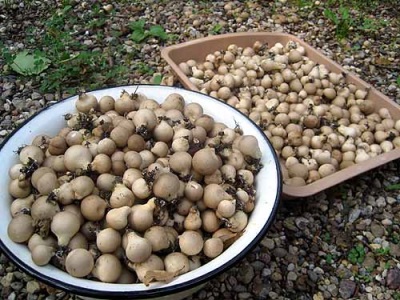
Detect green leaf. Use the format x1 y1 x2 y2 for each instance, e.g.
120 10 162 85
153 74 163 85
148 25 169 41
324 9 338 24
385 183 400 191
339 6 350 20
129 20 146 31
10 50 50 76
62 5 72 13
211 23 223 34
131 30 148 43
136 62 154 75
397 76 400 87
326 253 333 264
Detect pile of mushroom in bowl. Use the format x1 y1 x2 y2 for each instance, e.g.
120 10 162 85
0 85 281 299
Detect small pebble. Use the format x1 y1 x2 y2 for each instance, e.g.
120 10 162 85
271 272 282 281
371 222 385 238
261 238 275 250
272 248 288 258
26 281 40 294
386 268 400 289
1 273 13 287
376 197 386 207
7 292 16 300
31 92 42 100
339 279 357 299
287 271 298 281
268 291 279 299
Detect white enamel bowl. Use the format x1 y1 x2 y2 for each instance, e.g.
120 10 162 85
0 85 281 299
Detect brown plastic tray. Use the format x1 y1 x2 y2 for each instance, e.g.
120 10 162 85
161 32 400 199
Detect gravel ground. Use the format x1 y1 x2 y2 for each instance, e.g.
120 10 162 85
1 0 400 299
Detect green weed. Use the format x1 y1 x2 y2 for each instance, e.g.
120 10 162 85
324 6 353 39
386 226 400 244
347 243 366 264
210 23 223 35
134 62 155 75
325 253 334 264
322 232 331 243
359 17 388 32
9 50 50 76
153 74 163 85
355 272 373 283
324 0 387 10
2 2 128 94
374 247 390 257
385 183 400 191
129 20 169 43
293 0 314 8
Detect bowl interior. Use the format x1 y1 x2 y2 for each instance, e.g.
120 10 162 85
0 85 281 298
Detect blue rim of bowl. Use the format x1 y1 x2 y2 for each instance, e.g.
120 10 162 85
0 84 282 299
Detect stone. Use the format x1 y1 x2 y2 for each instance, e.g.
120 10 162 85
1 89 13 99
387 197 397 205
44 94 55 101
233 284 247 293
7 292 16 300
11 98 25 110
308 270 319 283
83 39 94 46
313 292 324 300
237 264 254 285
376 196 386 208
287 271 298 281
271 272 282 281
251 260 265 272
26 281 41 294
268 291 278 299
343 57 354 65
296 275 309 291
390 243 400 257
4 103 11 111
0 130 9 137
1 273 14 287
272 247 287 258
31 92 42 100
238 292 252 299
313 267 324 275
283 217 297 231
3 82 14 90
348 208 361 223
295 217 309 230
0 253 9 264
336 267 353 280
381 219 392 226
327 283 338 296
386 268 400 289
10 281 23 291
371 222 385 237
365 286 373 292
339 279 357 299
287 263 295 271
262 268 271 277
258 253 271 264
362 255 376 269
260 238 275 250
